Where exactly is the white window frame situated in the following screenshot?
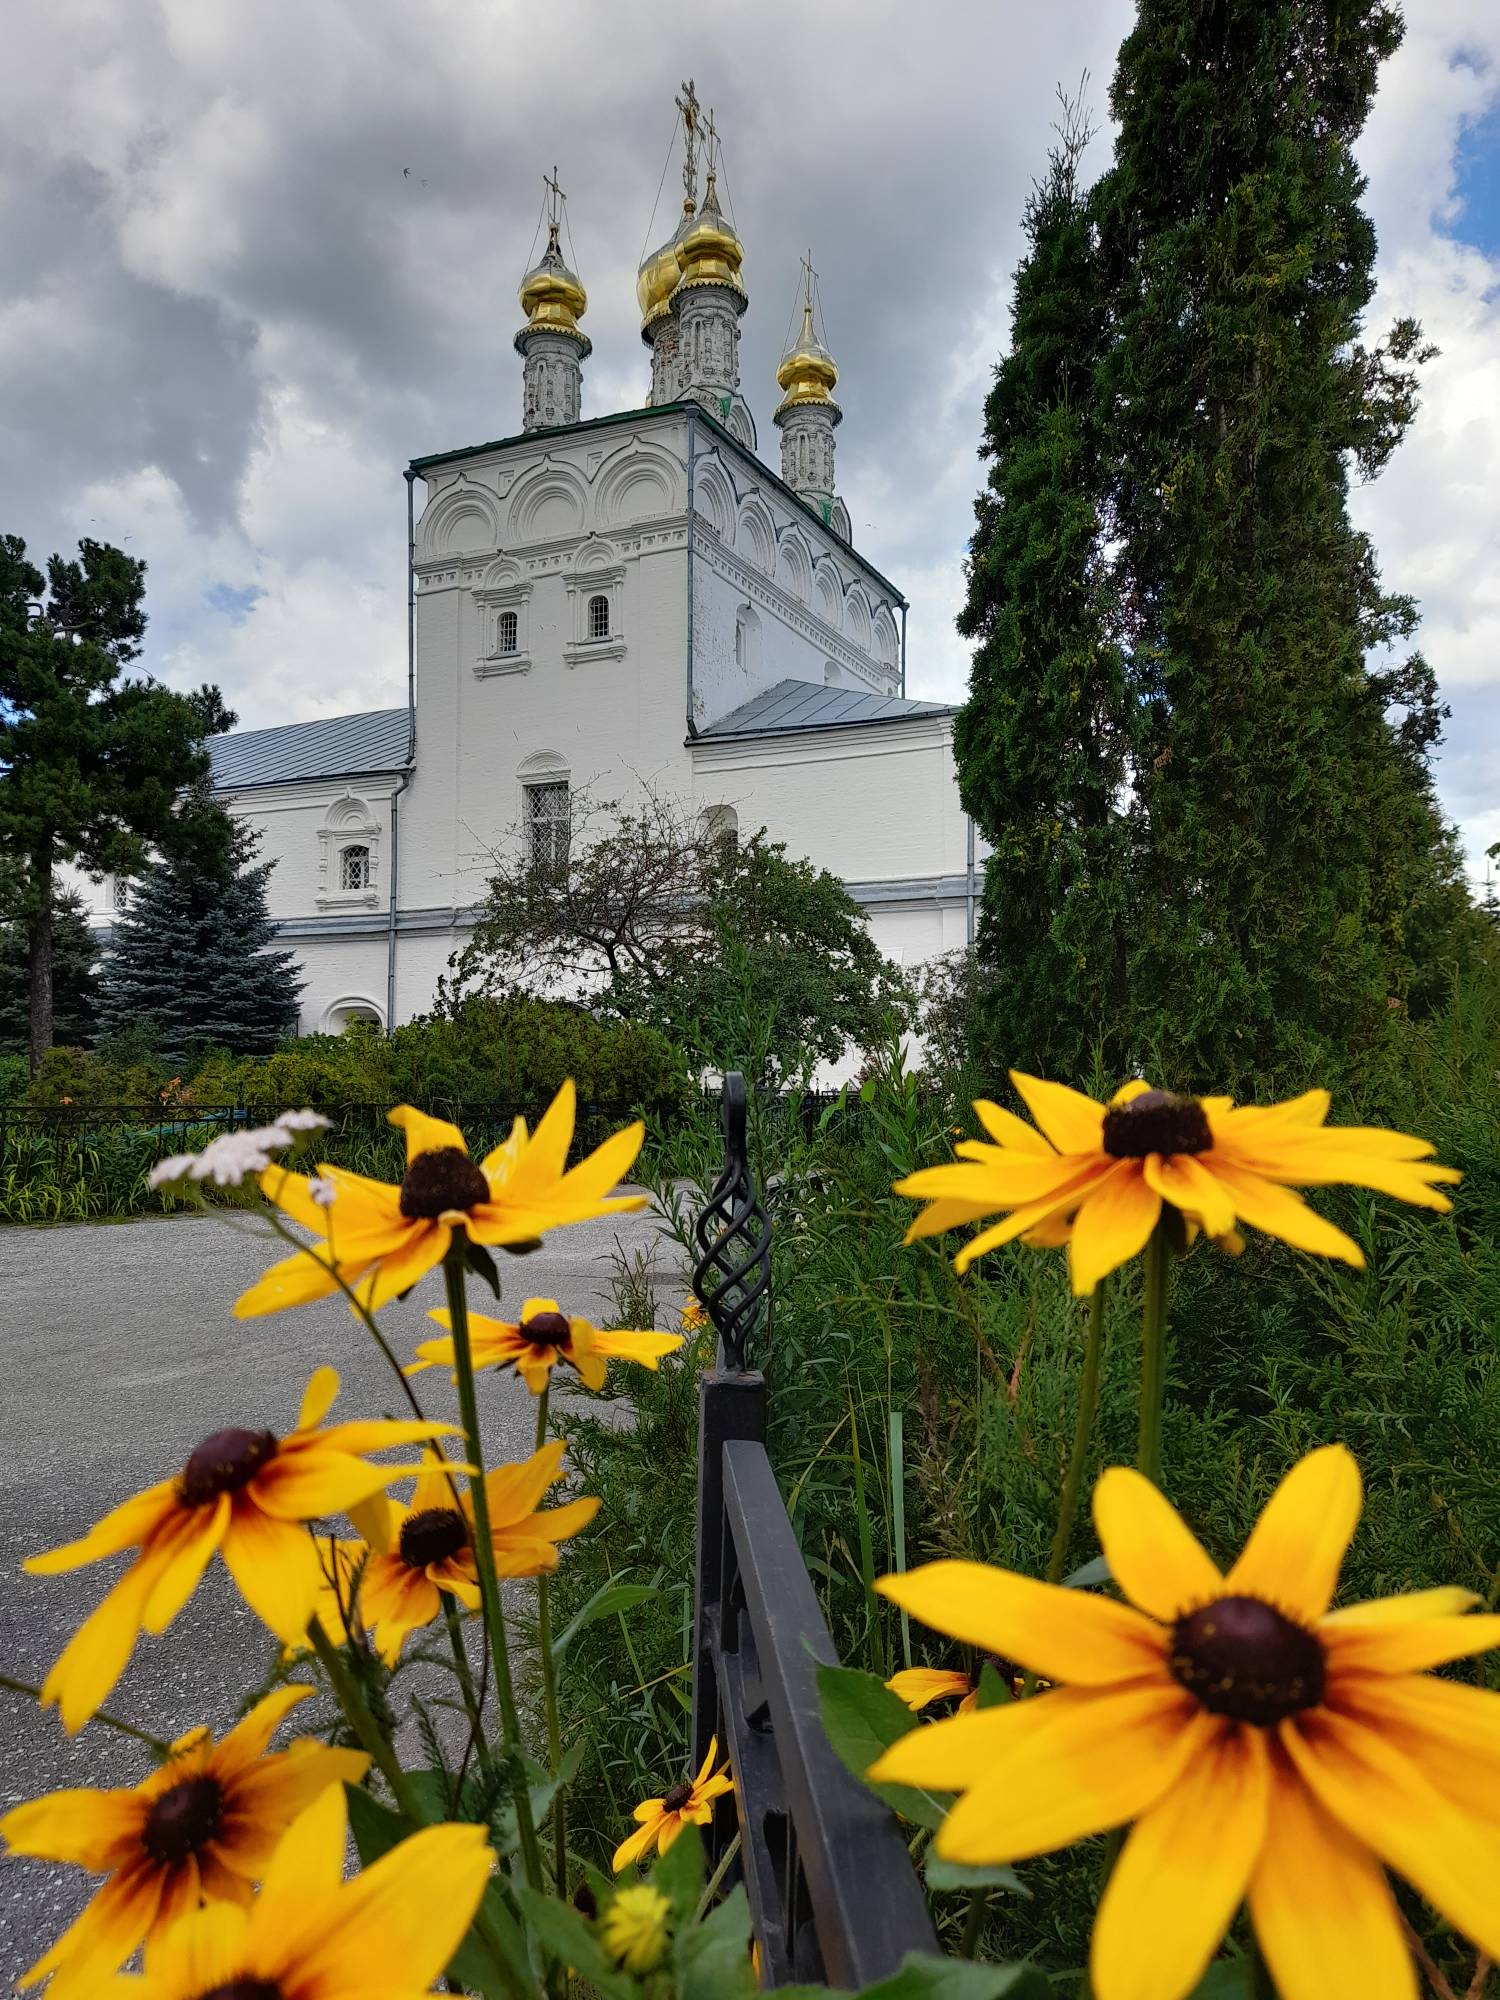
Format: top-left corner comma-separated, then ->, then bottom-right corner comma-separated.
564,556 -> 626,666
473,573 -> 534,678
525,778 -> 571,878
317,793 -> 382,909
340,843 -> 372,891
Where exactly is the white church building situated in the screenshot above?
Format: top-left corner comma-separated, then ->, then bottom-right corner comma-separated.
97,102 -> 982,1043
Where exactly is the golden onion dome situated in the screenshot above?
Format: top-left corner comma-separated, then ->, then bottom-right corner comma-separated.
674,172 -> 746,302
518,228 -> 588,343
636,206 -> 689,336
775,298 -> 839,411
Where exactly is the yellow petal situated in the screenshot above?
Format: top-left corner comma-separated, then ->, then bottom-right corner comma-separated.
1322,1586 -> 1480,1629
25,1480 -> 180,1576
1322,1612 -> 1500,1676
140,1499 -> 230,1634
210,1686 -> 315,1779
1,1787 -> 142,1869
693,1734 -> 721,1791
1067,1165 -> 1161,1296
388,1104 -> 469,1163
1091,1466 -> 1222,1622
220,1508 -> 324,1644
1224,1445 -> 1362,1623
1143,1154 -> 1236,1239
1202,1163 -> 1364,1267
1091,1722 -> 1268,2000
919,1687 -> 1210,1866
357,1223 -> 447,1312
40,1555 -> 160,1733
300,1820 -> 492,1986
1008,1072 -> 1106,1155
22,1862 -> 161,1987
950,1165 -> 1112,1273
231,1242 -> 346,1320
876,1560 -> 1168,1685
1284,1709 -> 1500,1960
902,1195 -> 1010,1242
478,1114 -> 528,1181
295,1366 -> 341,1433
591,1329 -> 686,1370
1248,1748 -> 1415,2000
484,1440 -> 566,1526
973,1100 -> 1055,1154
613,1815 -> 663,1873
249,1448 -> 406,1522
886,1668 -> 974,1712
1332,1673 -> 1500,1832
257,1164 -> 333,1236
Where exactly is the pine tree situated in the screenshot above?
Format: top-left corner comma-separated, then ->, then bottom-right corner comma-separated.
953,97 -> 1137,1075
0,886 -> 99,1050
0,535 -> 232,1071
1094,0 -> 1463,1089
96,796 -> 304,1060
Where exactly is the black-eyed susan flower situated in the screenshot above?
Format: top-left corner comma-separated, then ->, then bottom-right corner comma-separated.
898,1074 -> 1459,1295
601,1883 -> 674,1974
873,1446 -> 1500,2000
234,1081 -> 646,1318
680,1296 -> 710,1335
887,1667 -> 980,1714
612,1737 -> 733,1872
102,1783 -> 491,2000
411,1293 -> 684,1395
337,1443 -> 599,1662
24,1367 -> 455,1730
2,1687 -> 366,1992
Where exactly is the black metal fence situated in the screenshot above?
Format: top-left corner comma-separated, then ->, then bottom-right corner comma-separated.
688,1075 -> 935,1985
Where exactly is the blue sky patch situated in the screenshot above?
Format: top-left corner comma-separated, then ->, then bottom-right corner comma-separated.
205,581 -> 264,626
1444,99 -> 1500,258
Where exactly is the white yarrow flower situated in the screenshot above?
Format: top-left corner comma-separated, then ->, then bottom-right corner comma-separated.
147,1153 -> 199,1190
275,1108 -> 332,1133
307,1174 -> 338,1208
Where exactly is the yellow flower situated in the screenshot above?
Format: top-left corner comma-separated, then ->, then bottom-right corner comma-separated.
101,1783 -> 491,1999
680,1296 -> 710,1334
24,1367 -> 455,1730
342,1443 -> 600,1662
873,1446 -> 1500,2000
601,1883 -> 674,1974
411,1294 -> 685,1395
887,1667 -> 980,1714
2,1688 -> 367,1992
234,1081 -> 646,1318
897,1073 -> 1459,1295
612,1735 -> 734,1872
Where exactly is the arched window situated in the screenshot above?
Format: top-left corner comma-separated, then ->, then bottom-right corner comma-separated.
340,844 -> 371,891
112,876 -> 129,913
704,804 -> 739,856
824,661 -> 843,688
497,609 -> 519,655
526,779 -> 571,877
588,593 -> 610,641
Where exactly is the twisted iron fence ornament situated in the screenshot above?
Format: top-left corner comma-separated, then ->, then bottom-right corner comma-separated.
690,1072 -> 771,1371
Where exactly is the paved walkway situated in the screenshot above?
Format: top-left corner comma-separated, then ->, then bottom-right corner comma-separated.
0,1200 -> 683,1981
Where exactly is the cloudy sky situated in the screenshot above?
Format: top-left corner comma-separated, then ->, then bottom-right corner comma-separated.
4,0 -> 1497,882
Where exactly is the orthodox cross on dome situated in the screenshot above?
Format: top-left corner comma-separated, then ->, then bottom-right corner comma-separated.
542,164 -> 566,255
675,78 -> 700,210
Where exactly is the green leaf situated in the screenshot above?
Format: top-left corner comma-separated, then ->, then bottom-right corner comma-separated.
1186,1962 -> 1252,1998
344,1781 -> 411,1865
674,1884 -> 757,2000
815,1661 -> 953,1832
924,1857 -> 1028,1897
652,1820 -> 706,1922
858,1951 -> 1051,2000
1062,1554 -> 1112,1590
465,1239 -> 503,1300
447,1881 -> 541,1999
490,1745 -> 583,1855
515,1883 -> 631,1998
975,1662 -> 1013,1709
552,1579 -> 661,1657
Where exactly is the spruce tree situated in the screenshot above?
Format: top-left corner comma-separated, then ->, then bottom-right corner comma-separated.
96,795 -> 304,1060
1095,0 -> 1462,1089
953,100 -> 1136,1075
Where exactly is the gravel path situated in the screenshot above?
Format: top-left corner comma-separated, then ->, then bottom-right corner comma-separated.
0,1199 -> 683,1982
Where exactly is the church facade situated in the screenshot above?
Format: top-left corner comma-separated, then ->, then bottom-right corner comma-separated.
89,103 -> 982,1053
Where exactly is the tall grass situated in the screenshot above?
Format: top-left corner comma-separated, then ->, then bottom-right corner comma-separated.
552,994 -> 1500,1980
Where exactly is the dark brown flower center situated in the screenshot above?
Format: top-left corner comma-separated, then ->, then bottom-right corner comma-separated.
1102,1089 -> 1212,1158
142,1775 -> 224,1863
662,1781 -> 694,1813
520,1309 -> 573,1350
196,1985 -> 283,2000
399,1506 -> 470,1570
399,1146 -> 489,1219
1170,1594 -> 1324,1725
180,1428 -> 278,1507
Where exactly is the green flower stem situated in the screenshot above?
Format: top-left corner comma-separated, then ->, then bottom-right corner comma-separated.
692,1829 -> 743,1923
307,1618 -> 423,1820
1136,1218 -> 1174,1486
0,1672 -> 172,1760
443,1240 -> 546,1895
958,1888 -> 989,1960
1045,1279 -> 1109,1587
534,1383 -> 568,1895
442,1593 -> 497,1786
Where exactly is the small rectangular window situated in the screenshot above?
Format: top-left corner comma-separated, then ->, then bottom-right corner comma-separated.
498,610 -> 519,655
588,593 -> 610,641
526,782 -> 570,876
113,876 -> 129,913
341,844 -> 371,891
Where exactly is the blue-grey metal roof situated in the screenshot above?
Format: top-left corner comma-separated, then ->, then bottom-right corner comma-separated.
209,708 -> 412,790
696,678 -> 956,741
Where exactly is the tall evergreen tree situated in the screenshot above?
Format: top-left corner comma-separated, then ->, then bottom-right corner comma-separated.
0,535 -> 232,1071
96,795 -> 303,1060
0,886 -> 99,1050
953,99 -> 1136,1075
1096,0 -> 1461,1088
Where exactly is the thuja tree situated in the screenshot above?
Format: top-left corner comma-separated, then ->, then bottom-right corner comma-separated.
96,793 -> 304,1061
1096,0 -> 1468,1089
0,535 -> 231,1071
953,100 -> 1137,1077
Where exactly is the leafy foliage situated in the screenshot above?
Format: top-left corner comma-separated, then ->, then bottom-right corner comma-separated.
95,790 -> 303,1061
450,785 -> 908,1082
0,533 -> 231,1067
